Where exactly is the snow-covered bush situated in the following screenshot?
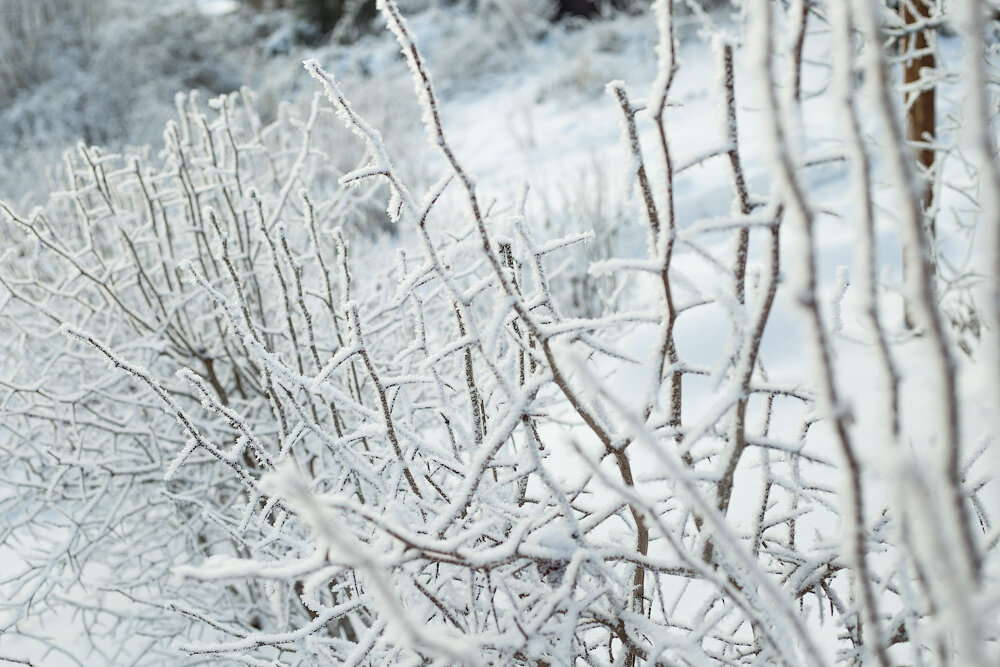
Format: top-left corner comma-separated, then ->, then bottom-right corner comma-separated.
1,0 -> 998,665
0,0 -> 106,103
0,85 -> 391,662
0,0 -> 268,204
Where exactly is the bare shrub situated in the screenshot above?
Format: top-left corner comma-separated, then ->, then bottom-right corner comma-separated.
1,0 -> 997,665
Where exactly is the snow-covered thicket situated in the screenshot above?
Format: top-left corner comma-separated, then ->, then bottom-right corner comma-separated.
1,0 -> 998,664
0,0 -> 290,208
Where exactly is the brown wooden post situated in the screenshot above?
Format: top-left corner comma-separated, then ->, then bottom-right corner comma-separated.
900,0 -> 937,328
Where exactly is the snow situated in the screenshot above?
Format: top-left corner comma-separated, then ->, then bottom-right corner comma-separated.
195,0 -> 240,15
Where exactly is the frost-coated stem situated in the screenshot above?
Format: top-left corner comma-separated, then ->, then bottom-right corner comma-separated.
834,5 -> 927,657
348,303 -> 423,499
711,221 -> 780,561
710,38 -> 774,563
645,2 -> 684,453
62,326 -> 266,496
575,355 -> 830,667
853,0 -> 982,592
610,82 -> 681,438
455,307 -> 485,448
374,0 -> 618,462
789,0 -> 809,104
899,0 -> 937,312
377,0 -> 654,640
830,2 -> 901,451
956,0 -> 1000,453
721,42 -> 753,285
750,2 -> 888,664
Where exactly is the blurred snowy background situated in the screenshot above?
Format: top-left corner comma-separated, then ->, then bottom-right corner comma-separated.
0,0 -> 728,327
0,0 -> 683,207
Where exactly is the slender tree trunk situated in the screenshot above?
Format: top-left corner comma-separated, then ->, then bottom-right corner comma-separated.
900,0 -> 937,328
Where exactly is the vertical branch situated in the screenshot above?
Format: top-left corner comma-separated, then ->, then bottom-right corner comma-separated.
956,0 -> 1000,452
831,1 -> 901,455
645,0 -> 683,457
900,0 -> 937,211
831,10 -> 934,655
348,304 -> 422,499
708,37 -> 780,566
611,84 -> 679,440
854,0 -> 982,586
789,0 -> 810,104
899,0 -> 939,328
710,219 -> 780,561
751,393 -> 775,559
455,307 -> 485,449
722,42 -> 753,303
604,79 -> 666,666
750,1 -> 889,664
279,228 -> 342,434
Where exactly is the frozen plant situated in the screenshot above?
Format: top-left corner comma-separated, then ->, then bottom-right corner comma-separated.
1,0 -> 999,665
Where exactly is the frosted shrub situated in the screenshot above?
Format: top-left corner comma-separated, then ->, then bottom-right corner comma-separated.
0,87 -> 388,662
1,0 -> 998,665
0,0 -> 105,103
0,0 -> 267,203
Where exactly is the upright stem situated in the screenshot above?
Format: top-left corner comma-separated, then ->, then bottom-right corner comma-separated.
752,2 -> 888,664
900,0 -> 937,327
